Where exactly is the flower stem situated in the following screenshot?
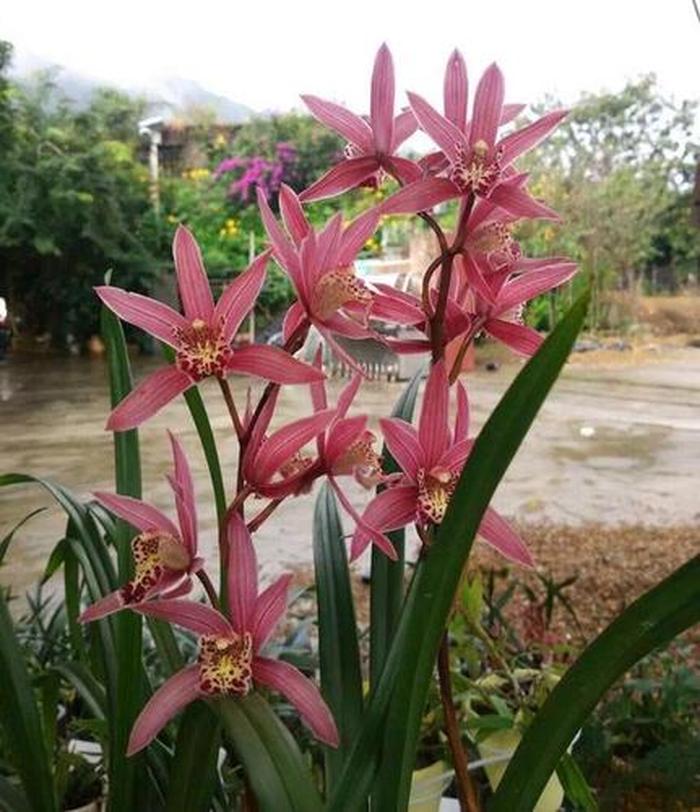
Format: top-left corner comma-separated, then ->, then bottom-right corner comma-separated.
218,377 -> 244,439
197,569 -> 220,609
438,632 -> 481,812
247,498 -> 283,533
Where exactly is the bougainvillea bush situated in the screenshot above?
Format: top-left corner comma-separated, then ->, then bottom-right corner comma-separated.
1,45 -> 698,812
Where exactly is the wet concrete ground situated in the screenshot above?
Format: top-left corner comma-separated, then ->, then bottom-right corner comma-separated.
1,347 -> 699,596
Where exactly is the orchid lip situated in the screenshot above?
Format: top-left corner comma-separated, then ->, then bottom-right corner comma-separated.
198,632 -> 254,696
174,318 -> 232,381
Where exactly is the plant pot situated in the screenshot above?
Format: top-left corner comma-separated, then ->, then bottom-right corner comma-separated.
64,801 -> 102,812
478,729 -> 564,812
409,760 -> 455,811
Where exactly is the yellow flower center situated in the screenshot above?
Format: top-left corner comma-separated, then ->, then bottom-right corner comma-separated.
120,531 -> 190,604
175,319 -> 232,381
333,431 -> 383,488
417,467 -> 458,525
198,633 -> 254,696
310,266 -> 373,322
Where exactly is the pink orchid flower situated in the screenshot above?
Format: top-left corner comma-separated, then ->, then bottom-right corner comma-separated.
305,349 -> 398,559
96,226 -> 323,431
299,43 -> 419,201
80,433 -> 204,623
256,184 -> 382,367
351,361 -> 533,566
125,514 -> 339,754
380,56 -> 567,222
241,386 -> 337,499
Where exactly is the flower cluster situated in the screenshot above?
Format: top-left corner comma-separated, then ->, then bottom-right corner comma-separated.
214,142 -> 298,203
85,43 -> 576,759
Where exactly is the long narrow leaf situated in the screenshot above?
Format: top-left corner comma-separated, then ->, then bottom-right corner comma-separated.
0,595 -> 57,811
216,694 -> 324,812
490,554 -> 700,810
329,291 -> 590,811
313,483 -> 363,792
0,777 -> 30,812
0,507 -> 45,567
369,368 -> 422,687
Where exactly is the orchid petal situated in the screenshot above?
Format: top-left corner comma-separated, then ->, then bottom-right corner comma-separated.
444,49 -> 468,131
321,313 -> 373,340
438,438 -> 473,473
282,300 -> 308,343
419,361 -> 451,468
316,213 -> 344,272
337,208 -> 380,265
335,372 -> 362,419
256,187 -> 303,286
228,514 -> 258,635
214,252 -> 269,343
173,226 -> 215,320
370,43 -> 395,153
407,91 -> 464,163
79,590 -> 125,623
105,365 -> 192,432
488,183 -> 560,221
301,95 -> 373,153
278,184 -> 311,245
299,157 -> 380,203
379,418 -> 422,480
498,109 -> 568,167
499,103 -> 526,126
496,264 -> 577,313
127,665 -> 200,755
329,477 -> 398,561
381,177 -> 459,215
470,63 -> 505,148
94,286 -> 187,348
350,484 -> 417,561
167,432 -> 197,555
326,415 -> 367,467
253,656 -> 339,746
461,252 -> 497,305
227,345 -> 324,384
479,507 -> 534,567
255,409 -> 336,484
93,490 -> 179,538
454,382 -> 470,443
391,108 -> 418,150
133,599 -> 234,637
382,155 -> 422,185
485,319 -> 544,356
253,574 -> 293,650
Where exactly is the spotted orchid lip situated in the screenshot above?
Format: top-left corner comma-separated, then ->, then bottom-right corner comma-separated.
198,632 -> 254,696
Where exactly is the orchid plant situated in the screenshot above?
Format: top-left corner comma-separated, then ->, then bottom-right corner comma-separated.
2,43 -> 698,812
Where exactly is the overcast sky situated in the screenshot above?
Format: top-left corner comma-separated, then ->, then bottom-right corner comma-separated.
3,0 -> 699,113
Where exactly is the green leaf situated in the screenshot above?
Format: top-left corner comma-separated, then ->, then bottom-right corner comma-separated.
490,553 -> 700,811
329,291 -> 590,811
0,507 -> 45,567
101,293 -> 147,812
0,776 -> 30,812
55,661 -> 107,719
215,694 -> 324,812
313,483 -> 364,791
369,367 -> 422,687
556,753 -> 598,811
0,594 -> 57,811
165,703 -> 221,812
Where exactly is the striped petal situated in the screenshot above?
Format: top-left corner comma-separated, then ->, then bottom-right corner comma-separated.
379,418 -> 422,480
391,108 -> 418,150
282,300 -> 308,343
173,226 -> 215,320
370,43 -> 395,153
330,478 -> 398,561
444,49 -> 468,131
496,263 -> 578,313
167,432 -> 197,555
498,109 -> 568,167
301,95 -> 373,153
338,208 -> 381,265
479,507 -> 534,567
256,187 -> 303,291
227,513 -> 258,635
215,251 -> 269,343
418,361 -> 451,469
79,590 -> 124,623
127,665 -> 200,755
299,157 -> 380,203
133,599 -> 234,637
407,91 -> 464,163
253,656 -> 339,746
95,286 -> 187,348
227,345 -> 325,384
381,177 -> 459,215
93,491 -> 179,539
488,183 -> 560,221
254,409 -> 335,484
253,574 -> 292,650
350,484 -> 417,561
470,63 -> 505,148
105,365 -> 192,432
454,381 -> 470,443
279,184 -> 311,245
485,319 -> 543,356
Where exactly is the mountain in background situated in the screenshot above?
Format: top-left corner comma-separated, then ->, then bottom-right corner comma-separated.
10,49 -> 254,124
